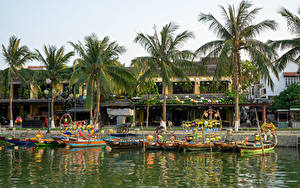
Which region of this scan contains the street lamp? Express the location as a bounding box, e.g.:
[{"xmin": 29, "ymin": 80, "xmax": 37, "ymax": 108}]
[{"xmin": 44, "ymin": 89, "xmax": 50, "ymax": 133}]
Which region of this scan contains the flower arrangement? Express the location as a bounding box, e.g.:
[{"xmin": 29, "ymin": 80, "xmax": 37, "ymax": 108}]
[{"xmin": 15, "ymin": 116, "xmax": 22, "ymax": 127}]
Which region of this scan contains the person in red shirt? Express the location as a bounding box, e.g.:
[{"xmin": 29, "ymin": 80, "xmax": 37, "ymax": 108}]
[{"xmin": 45, "ymin": 117, "xmax": 49, "ymax": 127}]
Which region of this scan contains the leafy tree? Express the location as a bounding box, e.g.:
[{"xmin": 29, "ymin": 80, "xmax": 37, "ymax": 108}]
[
  {"xmin": 196, "ymin": 0, "xmax": 278, "ymax": 131},
  {"xmin": 240, "ymin": 60, "xmax": 261, "ymax": 94},
  {"xmin": 1, "ymin": 36, "xmax": 35, "ymax": 128},
  {"xmin": 274, "ymin": 83, "xmax": 300, "ymax": 109},
  {"xmin": 133, "ymin": 22, "xmax": 202, "ymax": 122},
  {"xmin": 268, "ymin": 6, "xmax": 300, "ymax": 70},
  {"xmin": 70, "ymin": 34, "xmax": 134, "ymax": 127},
  {"xmin": 35, "ymin": 45, "xmax": 74, "ymax": 128}
]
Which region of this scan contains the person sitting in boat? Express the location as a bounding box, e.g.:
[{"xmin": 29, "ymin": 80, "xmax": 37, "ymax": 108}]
[
  {"xmin": 264, "ymin": 130, "xmax": 272, "ymax": 143},
  {"xmin": 156, "ymin": 118, "xmax": 167, "ymax": 133}
]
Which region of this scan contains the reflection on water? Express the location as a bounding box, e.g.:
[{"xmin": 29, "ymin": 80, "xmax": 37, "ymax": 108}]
[{"xmin": 0, "ymin": 146, "xmax": 299, "ymax": 187}]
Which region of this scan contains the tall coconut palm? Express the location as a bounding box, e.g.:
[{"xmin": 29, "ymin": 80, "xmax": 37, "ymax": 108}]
[
  {"xmin": 2, "ymin": 36, "xmax": 35, "ymax": 128},
  {"xmin": 70, "ymin": 34, "xmax": 134, "ymax": 127},
  {"xmin": 35, "ymin": 45, "xmax": 74, "ymax": 128},
  {"xmin": 133, "ymin": 22, "xmax": 201, "ymax": 122},
  {"xmin": 196, "ymin": 0, "xmax": 278, "ymax": 131},
  {"xmin": 268, "ymin": 7, "xmax": 300, "ymax": 70}
]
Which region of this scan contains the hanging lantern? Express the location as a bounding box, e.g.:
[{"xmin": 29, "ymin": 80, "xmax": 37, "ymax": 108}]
[{"xmin": 147, "ymin": 135, "xmax": 154, "ymax": 141}]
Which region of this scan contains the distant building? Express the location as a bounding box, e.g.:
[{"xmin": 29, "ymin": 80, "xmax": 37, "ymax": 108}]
[
  {"xmin": 0, "ymin": 59, "xmax": 270, "ymax": 128},
  {"xmin": 251, "ymin": 61, "xmax": 300, "ymax": 99}
]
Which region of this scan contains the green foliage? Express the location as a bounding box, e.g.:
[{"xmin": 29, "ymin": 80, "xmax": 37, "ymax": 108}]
[
  {"xmin": 133, "ymin": 22, "xmax": 205, "ymax": 120},
  {"xmin": 70, "ymin": 34, "xmax": 134, "ymax": 112},
  {"xmin": 268, "ymin": 6, "xmax": 300, "ymax": 69},
  {"xmin": 23, "ymin": 88, "xmax": 30, "ymax": 98},
  {"xmin": 240, "ymin": 60, "xmax": 261, "ymax": 93},
  {"xmin": 274, "ymin": 83, "xmax": 300, "ymax": 109},
  {"xmin": 35, "ymin": 45, "xmax": 74, "ymax": 84},
  {"xmin": 225, "ymin": 91, "xmax": 248, "ymax": 103},
  {"xmin": 1, "ymin": 36, "xmax": 35, "ymax": 122},
  {"xmin": 196, "ymin": 0, "xmax": 278, "ymax": 89}
]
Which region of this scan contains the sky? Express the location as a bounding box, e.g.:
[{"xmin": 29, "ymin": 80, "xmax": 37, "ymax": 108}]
[{"xmin": 0, "ymin": 0, "xmax": 298, "ymax": 69}]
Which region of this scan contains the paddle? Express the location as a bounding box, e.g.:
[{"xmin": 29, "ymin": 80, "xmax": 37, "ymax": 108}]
[{"xmin": 255, "ymin": 108, "xmax": 265, "ymax": 155}]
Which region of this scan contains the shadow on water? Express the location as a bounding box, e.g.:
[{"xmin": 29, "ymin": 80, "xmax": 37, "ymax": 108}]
[{"xmin": 0, "ymin": 144, "xmax": 299, "ymax": 187}]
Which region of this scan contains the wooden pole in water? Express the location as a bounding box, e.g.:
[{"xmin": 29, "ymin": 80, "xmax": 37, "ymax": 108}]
[{"xmin": 255, "ymin": 108, "xmax": 264, "ymax": 155}]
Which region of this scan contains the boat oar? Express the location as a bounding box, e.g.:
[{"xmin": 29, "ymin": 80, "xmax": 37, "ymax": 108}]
[
  {"xmin": 255, "ymin": 108, "xmax": 265, "ymax": 155},
  {"xmin": 159, "ymin": 141, "xmax": 166, "ymax": 150}
]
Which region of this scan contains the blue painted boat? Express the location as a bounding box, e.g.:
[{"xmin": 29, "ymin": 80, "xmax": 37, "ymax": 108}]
[
  {"xmin": 63, "ymin": 137, "xmax": 119, "ymax": 148},
  {"xmin": 4, "ymin": 138, "xmax": 35, "ymax": 146}
]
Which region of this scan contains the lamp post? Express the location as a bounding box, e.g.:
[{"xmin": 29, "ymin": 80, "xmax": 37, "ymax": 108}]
[{"xmin": 44, "ymin": 89, "xmax": 50, "ymax": 133}]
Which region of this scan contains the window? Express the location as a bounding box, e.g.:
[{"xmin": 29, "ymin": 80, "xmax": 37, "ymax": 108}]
[
  {"xmin": 199, "ymin": 81, "xmax": 228, "ymax": 93},
  {"xmin": 285, "ymin": 77, "xmax": 299, "ymax": 87},
  {"xmin": 173, "ymin": 82, "xmax": 194, "ymax": 94}
]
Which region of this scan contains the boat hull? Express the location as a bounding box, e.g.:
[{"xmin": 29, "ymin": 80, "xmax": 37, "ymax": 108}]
[
  {"xmin": 159, "ymin": 142, "xmax": 180, "ymax": 150},
  {"xmin": 35, "ymin": 141, "xmax": 65, "ymax": 147},
  {"xmin": 105, "ymin": 140, "xmax": 142, "ymax": 149},
  {"xmin": 5, "ymin": 138, "xmax": 35, "ymax": 146},
  {"xmin": 180, "ymin": 142, "xmax": 215, "ymax": 151},
  {"xmin": 63, "ymin": 140, "xmax": 106, "ymax": 148},
  {"xmin": 214, "ymin": 142, "xmax": 238, "ymax": 152},
  {"xmin": 237, "ymin": 143, "xmax": 275, "ymax": 153},
  {"xmin": 140, "ymin": 141, "xmax": 162, "ymax": 150}
]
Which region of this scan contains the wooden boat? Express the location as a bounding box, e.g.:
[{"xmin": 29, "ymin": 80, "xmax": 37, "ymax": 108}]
[
  {"xmin": 140, "ymin": 140, "xmax": 162, "ymax": 150},
  {"xmin": 236, "ymin": 142, "xmax": 276, "ymax": 153},
  {"xmin": 5, "ymin": 138, "xmax": 35, "ymax": 146},
  {"xmin": 111, "ymin": 133, "xmax": 143, "ymax": 137},
  {"xmin": 51, "ymin": 136, "xmax": 66, "ymax": 143},
  {"xmin": 63, "ymin": 136, "xmax": 119, "ymax": 148},
  {"xmin": 105, "ymin": 140, "xmax": 142, "ymax": 149},
  {"xmin": 237, "ymin": 123, "xmax": 278, "ymax": 153},
  {"xmin": 214, "ymin": 141, "xmax": 241, "ymax": 152},
  {"xmin": 63, "ymin": 139, "xmax": 106, "ymax": 148},
  {"xmin": 34, "ymin": 140, "xmax": 65, "ymax": 147},
  {"xmin": 158, "ymin": 141, "xmax": 181, "ymax": 150},
  {"xmin": 180, "ymin": 142, "xmax": 215, "ymax": 151}
]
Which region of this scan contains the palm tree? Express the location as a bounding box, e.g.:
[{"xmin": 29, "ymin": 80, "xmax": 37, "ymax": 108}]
[
  {"xmin": 131, "ymin": 62, "xmax": 158, "ymax": 128},
  {"xmin": 36, "ymin": 45, "xmax": 74, "ymax": 128},
  {"xmin": 196, "ymin": 0, "xmax": 278, "ymax": 131},
  {"xmin": 133, "ymin": 22, "xmax": 201, "ymax": 122},
  {"xmin": 2, "ymin": 36, "xmax": 35, "ymax": 128},
  {"xmin": 268, "ymin": 7, "xmax": 300, "ymax": 70},
  {"xmin": 70, "ymin": 34, "xmax": 134, "ymax": 128}
]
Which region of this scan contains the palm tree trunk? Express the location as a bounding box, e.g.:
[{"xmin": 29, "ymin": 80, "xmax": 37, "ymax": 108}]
[
  {"xmin": 162, "ymin": 81, "xmax": 167, "ymax": 121},
  {"xmin": 96, "ymin": 79, "xmax": 101, "ymax": 129},
  {"xmin": 9, "ymin": 82, "xmax": 13, "ymax": 128},
  {"xmin": 233, "ymin": 53, "xmax": 240, "ymax": 132},
  {"xmin": 51, "ymin": 81, "xmax": 55, "ymax": 128},
  {"xmin": 90, "ymin": 80, "xmax": 94, "ymax": 125},
  {"xmin": 146, "ymin": 102, "xmax": 149, "ymax": 128}
]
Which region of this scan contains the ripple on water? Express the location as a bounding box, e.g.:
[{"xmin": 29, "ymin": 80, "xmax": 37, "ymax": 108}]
[{"xmin": 0, "ymin": 146, "xmax": 299, "ymax": 187}]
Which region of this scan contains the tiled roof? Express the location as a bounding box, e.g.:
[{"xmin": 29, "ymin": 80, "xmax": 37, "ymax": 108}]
[{"xmin": 283, "ymin": 72, "xmax": 300, "ymax": 77}]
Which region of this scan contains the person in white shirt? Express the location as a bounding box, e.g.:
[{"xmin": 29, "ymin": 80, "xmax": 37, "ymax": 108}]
[{"xmin": 160, "ymin": 118, "xmax": 167, "ymax": 131}]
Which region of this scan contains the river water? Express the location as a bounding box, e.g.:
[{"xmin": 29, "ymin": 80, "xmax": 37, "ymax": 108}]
[{"xmin": 0, "ymin": 146, "xmax": 299, "ymax": 187}]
